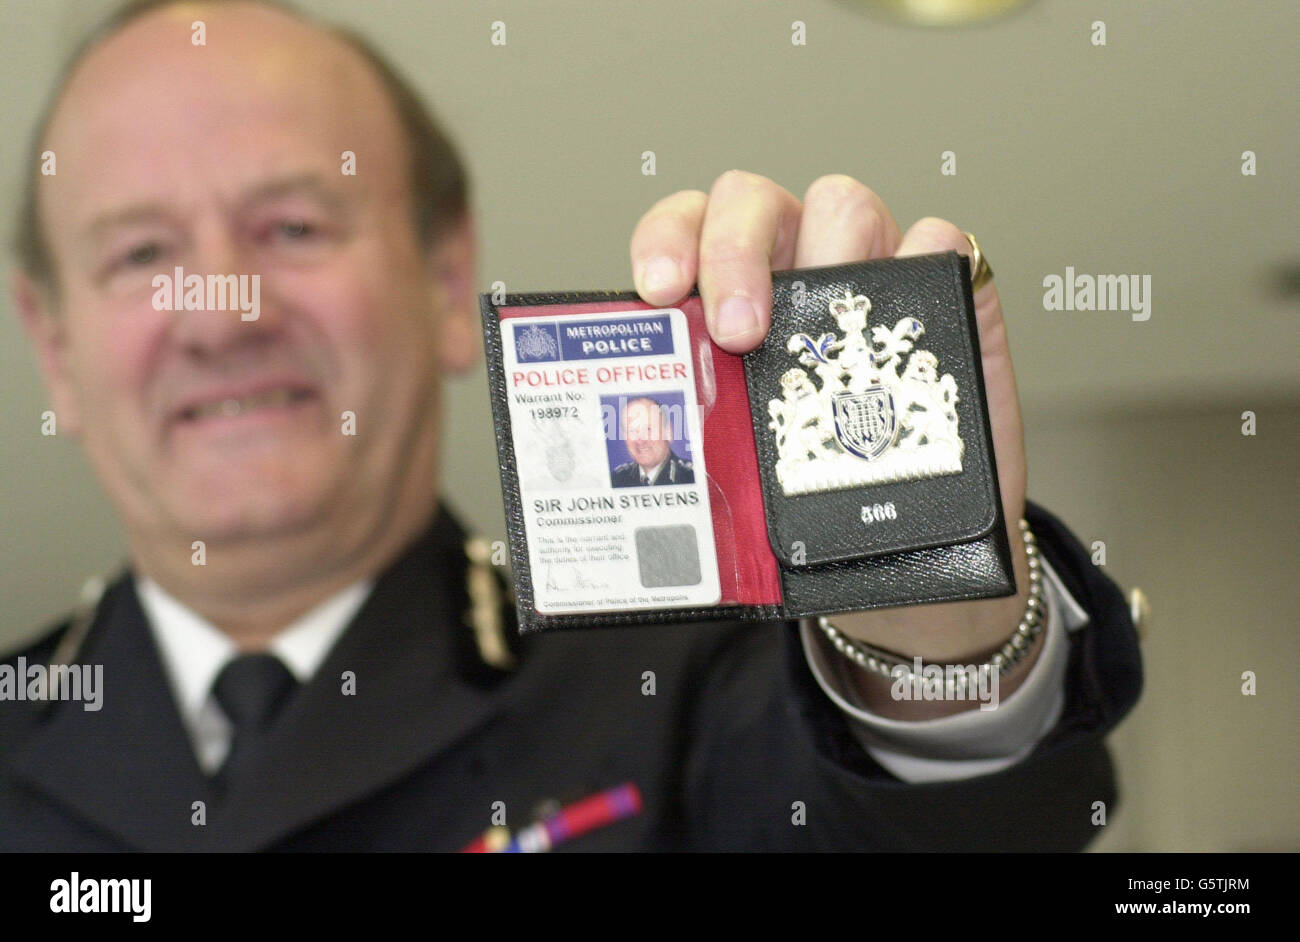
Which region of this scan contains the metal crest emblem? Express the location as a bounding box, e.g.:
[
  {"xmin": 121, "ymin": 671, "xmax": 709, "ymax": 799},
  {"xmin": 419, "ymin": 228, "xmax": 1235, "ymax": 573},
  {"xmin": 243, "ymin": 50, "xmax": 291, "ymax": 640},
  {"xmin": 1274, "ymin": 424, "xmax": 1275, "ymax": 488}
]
[
  {"xmin": 767, "ymin": 288, "xmax": 964, "ymax": 496},
  {"xmin": 832, "ymin": 386, "xmax": 897, "ymax": 460}
]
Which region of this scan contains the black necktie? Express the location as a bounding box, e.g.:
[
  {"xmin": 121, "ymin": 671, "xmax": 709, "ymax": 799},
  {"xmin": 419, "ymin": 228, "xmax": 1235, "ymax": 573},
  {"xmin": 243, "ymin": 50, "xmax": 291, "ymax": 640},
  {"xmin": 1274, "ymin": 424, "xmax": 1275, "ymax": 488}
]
[{"xmin": 211, "ymin": 653, "xmax": 298, "ymax": 793}]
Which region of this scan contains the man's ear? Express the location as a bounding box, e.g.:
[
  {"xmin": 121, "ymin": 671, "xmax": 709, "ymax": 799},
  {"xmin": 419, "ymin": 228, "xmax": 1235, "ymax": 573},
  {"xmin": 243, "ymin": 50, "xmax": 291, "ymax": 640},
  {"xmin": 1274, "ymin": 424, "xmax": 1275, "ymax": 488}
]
[
  {"xmin": 428, "ymin": 213, "xmax": 480, "ymax": 375},
  {"xmin": 12, "ymin": 269, "xmax": 82, "ymax": 437}
]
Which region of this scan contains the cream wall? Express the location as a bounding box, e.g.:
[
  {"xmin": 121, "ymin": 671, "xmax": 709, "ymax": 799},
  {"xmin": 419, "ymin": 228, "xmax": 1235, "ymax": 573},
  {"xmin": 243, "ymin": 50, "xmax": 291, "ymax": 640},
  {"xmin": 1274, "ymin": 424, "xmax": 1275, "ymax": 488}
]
[
  {"xmin": 1024, "ymin": 406, "xmax": 1299, "ymax": 852},
  {"xmin": 1, "ymin": 0, "xmax": 1296, "ymax": 851}
]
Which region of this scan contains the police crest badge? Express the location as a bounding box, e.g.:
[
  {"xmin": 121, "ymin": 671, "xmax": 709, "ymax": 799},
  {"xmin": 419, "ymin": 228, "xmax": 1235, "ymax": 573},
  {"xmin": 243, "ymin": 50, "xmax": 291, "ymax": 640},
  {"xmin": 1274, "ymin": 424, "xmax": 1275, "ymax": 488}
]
[
  {"xmin": 742, "ymin": 251, "xmax": 1015, "ymax": 615},
  {"xmin": 768, "ymin": 289, "xmax": 964, "ymax": 496}
]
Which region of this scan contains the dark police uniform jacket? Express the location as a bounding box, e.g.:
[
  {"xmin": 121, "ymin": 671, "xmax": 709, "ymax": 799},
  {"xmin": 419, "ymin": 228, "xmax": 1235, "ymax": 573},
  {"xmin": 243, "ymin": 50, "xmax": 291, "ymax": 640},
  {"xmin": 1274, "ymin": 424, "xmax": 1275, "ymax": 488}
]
[
  {"xmin": 611, "ymin": 452, "xmax": 694, "ymax": 487},
  {"xmin": 0, "ymin": 502, "xmax": 1141, "ymax": 851}
]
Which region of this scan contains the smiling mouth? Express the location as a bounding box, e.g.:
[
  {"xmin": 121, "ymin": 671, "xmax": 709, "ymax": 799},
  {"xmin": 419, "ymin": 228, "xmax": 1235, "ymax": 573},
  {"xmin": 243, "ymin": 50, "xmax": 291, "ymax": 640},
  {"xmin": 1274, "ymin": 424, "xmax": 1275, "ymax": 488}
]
[{"xmin": 178, "ymin": 387, "xmax": 316, "ymax": 422}]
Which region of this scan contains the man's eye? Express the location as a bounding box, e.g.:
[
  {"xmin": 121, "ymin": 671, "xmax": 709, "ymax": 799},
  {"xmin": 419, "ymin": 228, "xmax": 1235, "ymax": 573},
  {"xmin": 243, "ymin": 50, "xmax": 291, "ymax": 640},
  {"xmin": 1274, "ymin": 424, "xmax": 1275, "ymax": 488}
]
[
  {"xmin": 278, "ymin": 219, "xmax": 315, "ymax": 239},
  {"xmin": 125, "ymin": 243, "xmax": 158, "ymax": 266}
]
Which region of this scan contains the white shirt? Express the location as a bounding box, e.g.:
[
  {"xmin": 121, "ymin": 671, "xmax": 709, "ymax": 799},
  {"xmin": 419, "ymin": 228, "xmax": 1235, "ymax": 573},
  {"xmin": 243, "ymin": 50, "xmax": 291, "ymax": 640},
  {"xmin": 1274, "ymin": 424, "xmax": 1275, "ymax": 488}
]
[
  {"xmin": 639, "ymin": 459, "xmax": 667, "ymax": 484},
  {"xmin": 137, "ymin": 577, "xmax": 372, "ymax": 774},
  {"xmin": 136, "ymin": 557, "xmax": 1085, "ymax": 783},
  {"xmin": 801, "ymin": 557, "xmax": 1088, "ymax": 782}
]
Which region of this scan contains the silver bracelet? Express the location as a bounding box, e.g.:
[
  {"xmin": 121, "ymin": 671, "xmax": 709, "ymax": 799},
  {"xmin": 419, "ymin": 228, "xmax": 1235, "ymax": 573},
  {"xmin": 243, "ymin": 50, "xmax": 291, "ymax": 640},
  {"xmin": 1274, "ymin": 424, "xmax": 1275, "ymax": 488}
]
[{"xmin": 815, "ymin": 519, "xmax": 1045, "ymax": 693}]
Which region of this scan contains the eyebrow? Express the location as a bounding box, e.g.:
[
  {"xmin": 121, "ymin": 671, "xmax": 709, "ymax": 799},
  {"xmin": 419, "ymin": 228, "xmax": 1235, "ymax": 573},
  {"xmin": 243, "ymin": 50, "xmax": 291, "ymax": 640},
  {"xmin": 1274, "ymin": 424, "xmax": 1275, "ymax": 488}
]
[
  {"xmin": 79, "ymin": 173, "xmax": 352, "ymax": 244},
  {"xmin": 235, "ymin": 173, "xmax": 351, "ymax": 214},
  {"xmin": 81, "ymin": 204, "xmax": 176, "ymax": 244}
]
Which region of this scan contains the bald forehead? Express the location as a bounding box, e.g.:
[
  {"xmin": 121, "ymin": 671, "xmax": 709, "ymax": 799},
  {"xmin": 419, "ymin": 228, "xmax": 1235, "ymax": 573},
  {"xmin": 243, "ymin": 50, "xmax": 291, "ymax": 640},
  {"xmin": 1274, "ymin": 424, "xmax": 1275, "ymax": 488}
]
[
  {"xmin": 44, "ymin": 1, "xmax": 409, "ymax": 194},
  {"xmin": 626, "ymin": 397, "xmax": 665, "ymax": 415},
  {"xmin": 56, "ymin": 2, "xmax": 400, "ymax": 134}
]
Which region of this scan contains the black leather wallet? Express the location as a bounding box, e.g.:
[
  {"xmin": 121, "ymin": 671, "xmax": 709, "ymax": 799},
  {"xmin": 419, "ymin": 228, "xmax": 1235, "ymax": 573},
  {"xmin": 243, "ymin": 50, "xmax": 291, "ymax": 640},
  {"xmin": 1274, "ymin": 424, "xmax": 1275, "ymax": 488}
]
[{"xmin": 482, "ymin": 251, "xmax": 1015, "ymax": 632}]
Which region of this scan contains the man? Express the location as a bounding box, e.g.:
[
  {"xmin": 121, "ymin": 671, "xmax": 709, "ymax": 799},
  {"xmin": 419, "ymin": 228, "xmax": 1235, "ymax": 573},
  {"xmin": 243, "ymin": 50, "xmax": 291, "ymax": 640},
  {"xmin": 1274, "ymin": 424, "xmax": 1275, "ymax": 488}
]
[
  {"xmin": 610, "ymin": 396, "xmax": 695, "ymax": 487},
  {"xmin": 1, "ymin": 0, "xmax": 1140, "ymax": 851}
]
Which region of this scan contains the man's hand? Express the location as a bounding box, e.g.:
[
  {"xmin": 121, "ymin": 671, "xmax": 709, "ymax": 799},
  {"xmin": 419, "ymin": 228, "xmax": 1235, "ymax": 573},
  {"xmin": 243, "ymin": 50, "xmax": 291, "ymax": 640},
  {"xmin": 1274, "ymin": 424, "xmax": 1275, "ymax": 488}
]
[{"xmin": 630, "ymin": 171, "xmax": 1037, "ymax": 718}]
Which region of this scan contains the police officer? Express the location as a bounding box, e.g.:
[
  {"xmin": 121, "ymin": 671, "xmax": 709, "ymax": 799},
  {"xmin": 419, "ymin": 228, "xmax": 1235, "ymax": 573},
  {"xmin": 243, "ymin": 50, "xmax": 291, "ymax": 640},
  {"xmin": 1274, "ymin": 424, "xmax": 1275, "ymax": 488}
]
[
  {"xmin": 610, "ymin": 396, "xmax": 696, "ymax": 487},
  {"xmin": 1, "ymin": 0, "xmax": 1140, "ymax": 852}
]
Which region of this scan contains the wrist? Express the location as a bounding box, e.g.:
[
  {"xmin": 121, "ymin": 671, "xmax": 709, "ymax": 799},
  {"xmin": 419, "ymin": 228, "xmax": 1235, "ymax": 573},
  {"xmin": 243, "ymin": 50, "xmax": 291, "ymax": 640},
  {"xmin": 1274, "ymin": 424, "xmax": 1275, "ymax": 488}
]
[
  {"xmin": 831, "ymin": 621, "xmax": 1047, "ymax": 720},
  {"xmin": 813, "ymin": 518, "xmax": 1046, "ymax": 720},
  {"xmin": 826, "ymin": 514, "xmax": 1031, "ymax": 663}
]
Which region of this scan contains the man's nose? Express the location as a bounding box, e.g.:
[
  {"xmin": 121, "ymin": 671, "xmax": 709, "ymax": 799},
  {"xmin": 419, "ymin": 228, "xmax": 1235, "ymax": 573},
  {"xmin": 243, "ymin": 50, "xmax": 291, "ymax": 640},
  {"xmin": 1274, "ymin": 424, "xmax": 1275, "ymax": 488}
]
[{"xmin": 167, "ymin": 230, "xmax": 279, "ymax": 356}]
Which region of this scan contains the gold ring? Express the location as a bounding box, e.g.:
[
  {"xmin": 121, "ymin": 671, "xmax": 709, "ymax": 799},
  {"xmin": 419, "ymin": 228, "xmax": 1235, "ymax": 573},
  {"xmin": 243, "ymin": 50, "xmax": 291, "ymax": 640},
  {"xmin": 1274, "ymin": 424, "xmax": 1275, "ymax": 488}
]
[{"xmin": 963, "ymin": 231, "xmax": 993, "ymax": 293}]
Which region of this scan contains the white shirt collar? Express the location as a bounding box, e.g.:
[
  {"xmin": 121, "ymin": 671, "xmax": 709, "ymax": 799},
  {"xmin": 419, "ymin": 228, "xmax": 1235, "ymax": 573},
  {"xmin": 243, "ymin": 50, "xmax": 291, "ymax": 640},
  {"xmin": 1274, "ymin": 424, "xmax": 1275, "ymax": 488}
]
[
  {"xmin": 136, "ymin": 575, "xmax": 374, "ymax": 772},
  {"xmin": 640, "ymin": 459, "xmax": 667, "ymax": 483}
]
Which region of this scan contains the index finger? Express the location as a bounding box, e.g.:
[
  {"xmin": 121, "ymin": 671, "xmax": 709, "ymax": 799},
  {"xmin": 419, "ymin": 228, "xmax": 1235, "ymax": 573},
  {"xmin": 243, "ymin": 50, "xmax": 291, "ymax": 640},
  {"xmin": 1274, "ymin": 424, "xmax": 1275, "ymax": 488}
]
[
  {"xmin": 630, "ymin": 189, "xmax": 708, "ymax": 307},
  {"xmin": 696, "ymin": 170, "xmax": 802, "ymax": 353}
]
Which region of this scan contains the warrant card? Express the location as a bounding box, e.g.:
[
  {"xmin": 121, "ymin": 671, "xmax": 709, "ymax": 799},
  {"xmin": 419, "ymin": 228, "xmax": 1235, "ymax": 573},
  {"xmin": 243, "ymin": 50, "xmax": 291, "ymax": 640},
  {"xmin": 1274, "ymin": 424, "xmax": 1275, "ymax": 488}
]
[{"xmin": 501, "ymin": 308, "xmax": 720, "ymax": 614}]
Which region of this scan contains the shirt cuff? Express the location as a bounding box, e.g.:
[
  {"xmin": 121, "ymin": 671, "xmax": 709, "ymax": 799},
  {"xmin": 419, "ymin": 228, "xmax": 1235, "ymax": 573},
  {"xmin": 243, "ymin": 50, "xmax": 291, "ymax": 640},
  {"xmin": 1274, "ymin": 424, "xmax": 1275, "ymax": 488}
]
[{"xmin": 799, "ymin": 557, "xmax": 1089, "ymax": 783}]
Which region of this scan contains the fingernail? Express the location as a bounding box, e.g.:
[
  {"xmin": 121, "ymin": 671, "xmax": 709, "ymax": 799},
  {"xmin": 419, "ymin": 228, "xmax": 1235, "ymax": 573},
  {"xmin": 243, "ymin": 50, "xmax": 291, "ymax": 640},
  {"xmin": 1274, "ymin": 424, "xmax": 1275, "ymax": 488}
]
[
  {"xmin": 716, "ymin": 295, "xmax": 758, "ymax": 342},
  {"xmin": 639, "ymin": 256, "xmax": 680, "ymax": 296}
]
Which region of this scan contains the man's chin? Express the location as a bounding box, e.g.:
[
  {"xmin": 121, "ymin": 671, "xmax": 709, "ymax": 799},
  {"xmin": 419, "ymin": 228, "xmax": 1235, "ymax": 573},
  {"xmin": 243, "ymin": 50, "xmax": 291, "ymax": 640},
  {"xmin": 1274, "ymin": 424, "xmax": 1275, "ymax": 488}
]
[{"xmin": 164, "ymin": 486, "xmax": 332, "ymax": 545}]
